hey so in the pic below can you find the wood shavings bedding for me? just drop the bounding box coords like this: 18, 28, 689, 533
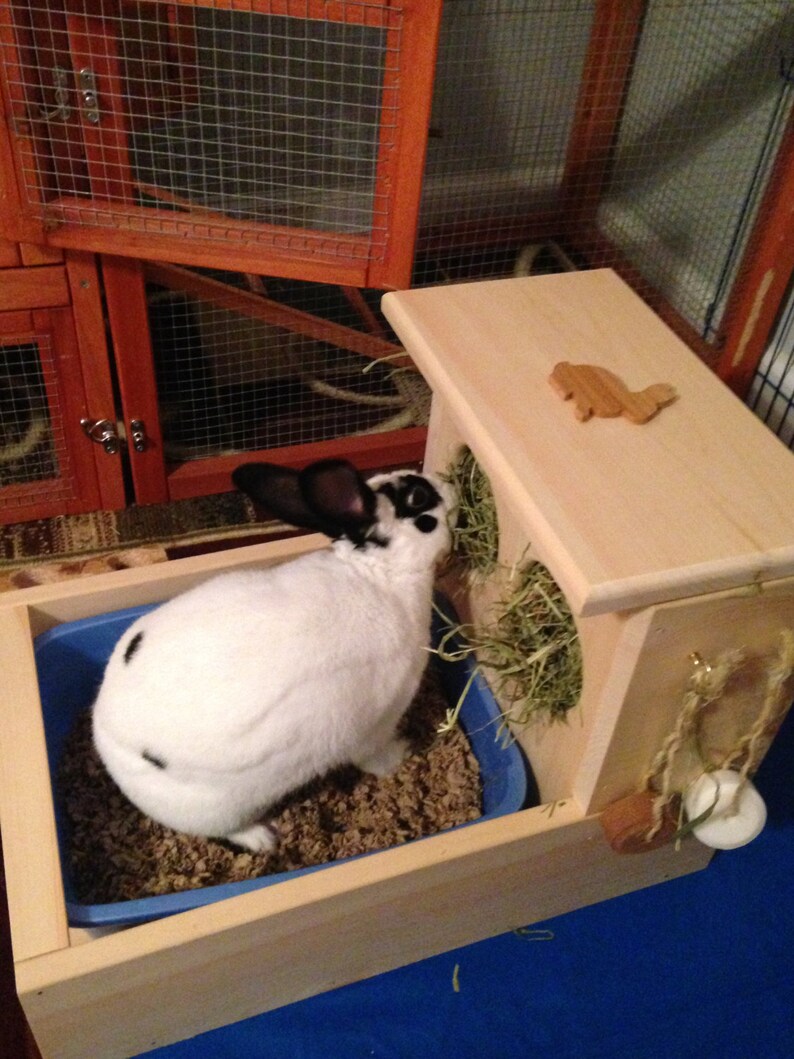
58, 667, 482, 904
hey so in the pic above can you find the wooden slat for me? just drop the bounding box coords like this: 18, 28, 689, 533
0, 239, 21, 267
19, 244, 63, 267
0, 268, 70, 311
144, 262, 411, 367
101, 255, 169, 505
64, 8, 135, 204
43, 204, 372, 286
559, 0, 646, 220
65, 251, 126, 511
715, 107, 794, 395
0, 606, 70, 963
165, 427, 428, 500
37, 305, 103, 515
365, 0, 443, 290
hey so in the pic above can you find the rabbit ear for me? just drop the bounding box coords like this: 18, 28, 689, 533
232, 460, 377, 541
232, 463, 326, 533
299, 459, 377, 542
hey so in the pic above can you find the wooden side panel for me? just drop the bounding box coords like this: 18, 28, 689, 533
0, 606, 70, 964
575, 576, 794, 813
15, 804, 711, 1059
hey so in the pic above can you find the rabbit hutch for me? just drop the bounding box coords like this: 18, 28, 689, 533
0, 0, 793, 523
2, 2, 794, 1056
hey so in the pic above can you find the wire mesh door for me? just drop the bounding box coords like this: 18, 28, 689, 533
0, 306, 104, 524
103, 255, 430, 503
0, 0, 442, 287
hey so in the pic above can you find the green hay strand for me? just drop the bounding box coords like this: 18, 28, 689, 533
439, 449, 582, 736
443, 447, 499, 580
435, 563, 582, 738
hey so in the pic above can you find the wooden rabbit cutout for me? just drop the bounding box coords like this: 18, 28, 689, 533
549, 362, 678, 424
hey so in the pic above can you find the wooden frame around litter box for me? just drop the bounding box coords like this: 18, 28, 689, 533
0, 537, 716, 1059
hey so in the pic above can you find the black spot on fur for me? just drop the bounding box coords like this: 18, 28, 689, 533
142, 750, 166, 770
124, 631, 144, 664
376, 475, 442, 521
414, 514, 438, 534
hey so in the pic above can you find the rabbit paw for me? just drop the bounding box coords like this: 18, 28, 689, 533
355, 737, 411, 778
225, 822, 277, 853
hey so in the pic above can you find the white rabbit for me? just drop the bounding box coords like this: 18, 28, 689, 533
92, 458, 455, 852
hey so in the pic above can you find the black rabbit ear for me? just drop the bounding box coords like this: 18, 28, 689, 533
231, 463, 325, 532
299, 459, 377, 541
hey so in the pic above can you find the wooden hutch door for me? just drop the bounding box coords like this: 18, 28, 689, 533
0, 0, 442, 288
0, 255, 122, 525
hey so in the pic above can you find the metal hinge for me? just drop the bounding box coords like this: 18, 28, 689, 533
78, 68, 100, 125
129, 419, 148, 453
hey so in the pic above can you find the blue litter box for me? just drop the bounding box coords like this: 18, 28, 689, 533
34, 593, 534, 928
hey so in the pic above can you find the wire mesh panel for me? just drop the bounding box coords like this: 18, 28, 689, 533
747, 283, 794, 450
415, 0, 794, 353
594, 0, 794, 342
417, 0, 594, 280
144, 269, 430, 462
0, 329, 77, 509
0, 0, 440, 286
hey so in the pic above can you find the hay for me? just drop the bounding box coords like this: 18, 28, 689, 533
443, 447, 499, 581
440, 449, 582, 735
436, 562, 582, 738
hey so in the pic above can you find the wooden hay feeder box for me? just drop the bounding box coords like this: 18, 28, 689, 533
2, 270, 794, 1058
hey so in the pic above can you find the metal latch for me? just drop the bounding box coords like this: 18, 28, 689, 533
79, 68, 100, 125
81, 417, 119, 455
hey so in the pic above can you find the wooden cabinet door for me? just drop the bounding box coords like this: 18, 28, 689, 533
0, 255, 124, 525
0, 0, 442, 289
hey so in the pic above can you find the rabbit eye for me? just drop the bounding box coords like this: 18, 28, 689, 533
406, 485, 431, 510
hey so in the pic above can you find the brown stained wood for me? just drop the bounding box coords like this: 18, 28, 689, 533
600, 791, 678, 853
64, 252, 126, 511
101, 256, 168, 505
549, 361, 677, 424
0, 239, 21, 267
0, 268, 70, 311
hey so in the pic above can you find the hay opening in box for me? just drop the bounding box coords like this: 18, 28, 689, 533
35, 596, 531, 927
441, 447, 583, 739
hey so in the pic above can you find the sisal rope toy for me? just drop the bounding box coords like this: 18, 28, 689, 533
601, 630, 794, 853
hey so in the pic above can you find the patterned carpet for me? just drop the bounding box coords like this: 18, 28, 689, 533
0, 493, 290, 591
